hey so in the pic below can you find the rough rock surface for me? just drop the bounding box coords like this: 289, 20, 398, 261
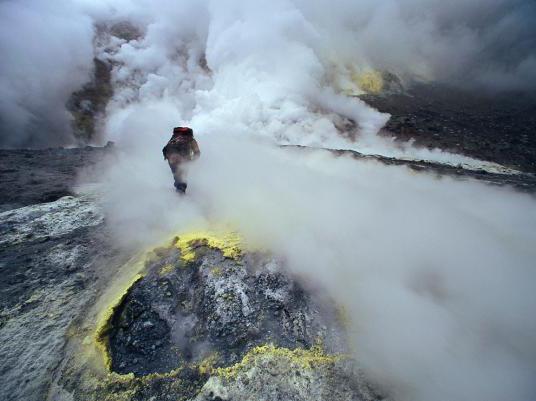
108, 238, 346, 377
52, 233, 380, 401
67, 58, 113, 144
194, 346, 379, 401
0, 195, 103, 247
0, 145, 111, 212
0, 193, 123, 401
66, 21, 143, 145
0, 145, 125, 401
361, 83, 536, 173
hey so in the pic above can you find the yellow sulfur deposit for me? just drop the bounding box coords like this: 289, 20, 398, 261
159, 263, 174, 276
352, 70, 384, 94
198, 353, 220, 375
94, 273, 144, 372
93, 231, 243, 373
175, 231, 243, 262
216, 344, 341, 381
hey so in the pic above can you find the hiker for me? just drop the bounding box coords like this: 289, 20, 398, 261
162, 127, 200, 193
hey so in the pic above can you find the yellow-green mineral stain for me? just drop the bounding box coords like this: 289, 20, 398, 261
216, 344, 341, 381
159, 263, 175, 276
93, 231, 243, 374
175, 231, 242, 263
94, 273, 144, 372
352, 70, 384, 94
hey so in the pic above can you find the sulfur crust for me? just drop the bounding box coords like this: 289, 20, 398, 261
198, 353, 220, 375
90, 232, 346, 398
215, 344, 342, 381
352, 70, 384, 94
335, 303, 351, 328
93, 231, 242, 374
94, 273, 144, 372
159, 263, 174, 276
175, 231, 243, 263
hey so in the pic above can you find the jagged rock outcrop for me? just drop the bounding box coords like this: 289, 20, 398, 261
194, 345, 378, 401
67, 21, 142, 145
106, 233, 347, 377
51, 232, 381, 401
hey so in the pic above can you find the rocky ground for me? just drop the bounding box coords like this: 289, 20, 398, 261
107, 241, 347, 377
0, 193, 125, 401
1, 83, 535, 401
0, 144, 112, 212
0, 146, 382, 401
0, 144, 127, 401
361, 83, 536, 173
52, 233, 380, 401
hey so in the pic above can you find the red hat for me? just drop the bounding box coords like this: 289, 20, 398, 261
173, 127, 193, 135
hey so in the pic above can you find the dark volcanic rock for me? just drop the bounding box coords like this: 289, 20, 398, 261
0, 144, 122, 401
108, 240, 346, 377
0, 144, 112, 212
51, 233, 379, 401
361, 83, 536, 173
0, 194, 124, 401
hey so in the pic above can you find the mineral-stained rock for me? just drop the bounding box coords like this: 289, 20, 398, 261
194, 345, 380, 401
67, 58, 113, 144
106, 234, 347, 377
53, 232, 381, 401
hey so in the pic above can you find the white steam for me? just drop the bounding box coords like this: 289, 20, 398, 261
1, 0, 535, 148
2, 1, 536, 400
0, 0, 94, 147
94, 0, 531, 170
98, 135, 536, 401
192, 139, 536, 401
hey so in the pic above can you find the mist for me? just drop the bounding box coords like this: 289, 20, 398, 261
0, 0, 94, 147
1, 0, 535, 147
96, 134, 536, 401
2, 1, 536, 400
192, 139, 536, 401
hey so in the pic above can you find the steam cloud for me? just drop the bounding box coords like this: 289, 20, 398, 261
0, 1, 94, 147
98, 136, 536, 401
2, 1, 536, 401
1, 0, 535, 147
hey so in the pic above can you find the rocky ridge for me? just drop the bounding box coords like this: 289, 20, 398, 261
51, 231, 380, 401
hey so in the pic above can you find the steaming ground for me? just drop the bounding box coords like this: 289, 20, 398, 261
97, 136, 536, 401
2, 0, 536, 148
2, 0, 536, 400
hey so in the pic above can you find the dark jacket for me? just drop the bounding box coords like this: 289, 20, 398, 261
163, 134, 200, 162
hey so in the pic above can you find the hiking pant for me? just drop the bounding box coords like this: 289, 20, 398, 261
169, 162, 187, 194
